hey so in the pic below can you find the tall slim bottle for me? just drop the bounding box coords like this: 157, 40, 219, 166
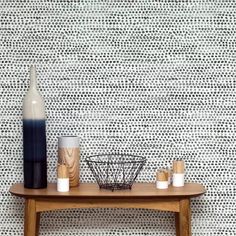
23, 65, 47, 188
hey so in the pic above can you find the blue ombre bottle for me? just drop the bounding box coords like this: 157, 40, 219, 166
23, 65, 47, 188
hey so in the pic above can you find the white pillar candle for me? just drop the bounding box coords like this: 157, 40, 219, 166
156, 181, 169, 189
57, 178, 69, 192
173, 173, 185, 187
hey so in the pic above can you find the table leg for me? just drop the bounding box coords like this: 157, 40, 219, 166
175, 212, 180, 236
24, 199, 39, 236
36, 212, 40, 236
179, 199, 191, 236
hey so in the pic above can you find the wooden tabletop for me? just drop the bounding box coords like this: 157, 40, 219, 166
10, 182, 206, 198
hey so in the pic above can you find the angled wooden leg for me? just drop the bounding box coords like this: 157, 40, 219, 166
179, 199, 191, 236
36, 212, 40, 236
24, 199, 38, 236
175, 212, 180, 236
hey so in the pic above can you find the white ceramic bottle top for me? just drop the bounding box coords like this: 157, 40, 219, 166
58, 136, 80, 148
23, 65, 46, 120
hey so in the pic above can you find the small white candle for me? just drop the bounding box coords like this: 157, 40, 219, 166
57, 178, 69, 192
156, 180, 169, 189
173, 173, 185, 187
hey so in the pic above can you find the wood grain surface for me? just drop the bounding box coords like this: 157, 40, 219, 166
10, 183, 205, 236
10, 182, 206, 198
58, 148, 80, 187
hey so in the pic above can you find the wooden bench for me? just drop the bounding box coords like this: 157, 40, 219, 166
10, 183, 206, 236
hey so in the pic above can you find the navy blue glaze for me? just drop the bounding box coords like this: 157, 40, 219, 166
23, 119, 47, 188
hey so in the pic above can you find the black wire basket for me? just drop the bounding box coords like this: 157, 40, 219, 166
85, 154, 146, 191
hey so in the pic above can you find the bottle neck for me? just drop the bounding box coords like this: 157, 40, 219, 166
29, 65, 38, 89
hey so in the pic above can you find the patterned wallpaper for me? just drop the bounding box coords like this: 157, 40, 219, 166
1, 0, 236, 235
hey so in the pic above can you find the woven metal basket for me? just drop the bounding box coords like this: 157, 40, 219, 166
85, 154, 146, 191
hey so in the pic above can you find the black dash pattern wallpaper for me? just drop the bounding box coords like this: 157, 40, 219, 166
1, 0, 236, 235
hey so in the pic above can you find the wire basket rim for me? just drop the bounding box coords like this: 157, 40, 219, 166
85, 153, 146, 164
